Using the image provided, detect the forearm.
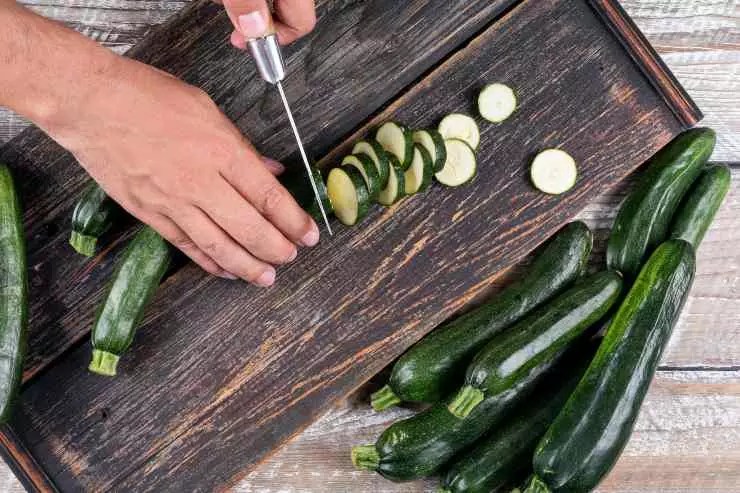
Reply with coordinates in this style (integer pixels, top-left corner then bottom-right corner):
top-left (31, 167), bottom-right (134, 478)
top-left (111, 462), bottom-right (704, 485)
top-left (0, 0), bottom-right (119, 132)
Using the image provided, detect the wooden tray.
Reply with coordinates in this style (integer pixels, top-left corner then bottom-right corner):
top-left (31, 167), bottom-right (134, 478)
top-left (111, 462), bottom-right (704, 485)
top-left (0, 0), bottom-right (700, 491)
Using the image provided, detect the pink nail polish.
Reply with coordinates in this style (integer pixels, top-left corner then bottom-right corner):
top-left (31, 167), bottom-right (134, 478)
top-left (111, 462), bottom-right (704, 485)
top-left (239, 11), bottom-right (268, 39)
top-left (254, 267), bottom-right (276, 287)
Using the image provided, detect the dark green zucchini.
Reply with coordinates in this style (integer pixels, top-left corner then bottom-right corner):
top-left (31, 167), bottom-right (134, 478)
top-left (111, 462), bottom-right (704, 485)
top-left (352, 342), bottom-right (598, 482)
top-left (70, 182), bottom-right (122, 257)
top-left (370, 221), bottom-right (593, 411)
top-left (448, 271), bottom-right (622, 418)
top-left (606, 128), bottom-right (714, 280)
top-left (279, 167), bottom-right (334, 222)
top-left (670, 164), bottom-right (731, 249)
top-left (0, 165), bottom-right (27, 422)
top-left (528, 240), bottom-right (696, 493)
top-left (438, 340), bottom-right (600, 493)
top-left (89, 226), bottom-right (172, 376)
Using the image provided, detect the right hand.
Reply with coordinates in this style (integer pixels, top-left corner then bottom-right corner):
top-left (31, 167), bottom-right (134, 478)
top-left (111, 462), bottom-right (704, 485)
top-left (48, 56), bottom-right (320, 287)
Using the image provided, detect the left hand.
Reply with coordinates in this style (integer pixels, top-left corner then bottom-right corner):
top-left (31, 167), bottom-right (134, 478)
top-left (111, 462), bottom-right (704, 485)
top-left (217, 0), bottom-right (317, 48)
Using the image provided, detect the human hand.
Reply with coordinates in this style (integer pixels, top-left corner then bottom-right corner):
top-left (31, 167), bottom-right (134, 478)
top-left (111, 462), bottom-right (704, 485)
top-left (219, 0), bottom-right (317, 48)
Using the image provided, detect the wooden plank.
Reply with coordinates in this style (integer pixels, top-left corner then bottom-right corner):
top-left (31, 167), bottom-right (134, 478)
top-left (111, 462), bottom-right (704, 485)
top-left (9, 0), bottom-right (694, 491)
top-left (3, 0), bottom-right (522, 383)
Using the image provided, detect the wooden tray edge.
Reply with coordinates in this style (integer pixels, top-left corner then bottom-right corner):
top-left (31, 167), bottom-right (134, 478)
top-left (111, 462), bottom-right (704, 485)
top-left (0, 426), bottom-right (57, 493)
top-left (589, 0), bottom-right (702, 127)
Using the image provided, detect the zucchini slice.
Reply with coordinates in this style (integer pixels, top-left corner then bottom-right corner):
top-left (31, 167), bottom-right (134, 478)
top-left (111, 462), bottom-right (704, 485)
top-left (413, 129), bottom-right (447, 173)
top-left (327, 166), bottom-right (370, 226)
top-left (478, 83), bottom-right (517, 123)
top-left (342, 154), bottom-right (381, 200)
top-left (435, 139), bottom-right (477, 187)
top-left (530, 149), bottom-right (577, 195)
top-left (439, 113), bottom-right (480, 150)
top-left (405, 144), bottom-right (434, 195)
top-left (306, 167), bottom-right (334, 220)
top-left (378, 156), bottom-right (406, 206)
top-left (376, 122), bottom-right (414, 170)
top-left (352, 139), bottom-right (391, 189)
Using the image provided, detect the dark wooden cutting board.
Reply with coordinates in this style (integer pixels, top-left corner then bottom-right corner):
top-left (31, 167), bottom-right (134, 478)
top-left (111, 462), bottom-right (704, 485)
top-left (0, 0), bottom-right (700, 491)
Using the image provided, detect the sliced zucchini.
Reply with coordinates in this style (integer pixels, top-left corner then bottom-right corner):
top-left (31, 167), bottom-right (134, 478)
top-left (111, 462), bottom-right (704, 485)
top-left (306, 167), bottom-right (334, 220)
top-left (413, 129), bottom-right (447, 173)
top-left (439, 114), bottom-right (480, 150)
top-left (435, 139), bottom-right (477, 187)
top-left (342, 154), bottom-right (380, 201)
top-left (352, 140), bottom-right (391, 189)
top-left (376, 122), bottom-right (414, 170)
top-left (405, 144), bottom-right (434, 195)
top-left (378, 156), bottom-right (406, 206)
top-left (530, 149), bottom-right (577, 195)
top-left (327, 166), bottom-right (370, 226)
top-left (479, 83), bottom-right (517, 123)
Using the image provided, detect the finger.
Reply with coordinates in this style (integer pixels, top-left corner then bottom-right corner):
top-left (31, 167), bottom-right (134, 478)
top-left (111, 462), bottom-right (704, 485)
top-left (273, 0), bottom-right (316, 44)
top-left (222, 0), bottom-right (272, 39)
top-left (177, 205), bottom-right (277, 287)
top-left (262, 157), bottom-right (285, 176)
top-left (201, 178), bottom-right (298, 265)
top-left (223, 153), bottom-right (319, 247)
top-left (142, 212), bottom-right (238, 280)
top-left (230, 30), bottom-right (247, 50)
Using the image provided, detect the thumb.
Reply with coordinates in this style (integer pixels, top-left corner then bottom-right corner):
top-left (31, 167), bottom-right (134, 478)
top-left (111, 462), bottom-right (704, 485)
top-left (223, 0), bottom-right (274, 40)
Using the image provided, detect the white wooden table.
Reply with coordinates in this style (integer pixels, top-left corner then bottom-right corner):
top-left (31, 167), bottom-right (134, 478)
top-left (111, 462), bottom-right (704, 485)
top-left (0, 1), bottom-right (738, 491)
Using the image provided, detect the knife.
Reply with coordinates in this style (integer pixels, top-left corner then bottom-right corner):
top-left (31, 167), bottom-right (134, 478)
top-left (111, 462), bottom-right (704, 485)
top-left (245, 11), bottom-right (333, 236)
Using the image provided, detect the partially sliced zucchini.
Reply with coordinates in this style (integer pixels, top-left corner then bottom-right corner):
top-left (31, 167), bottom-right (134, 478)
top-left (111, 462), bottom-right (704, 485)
top-left (478, 83), bottom-right (517, 123)
top-left (342, 154), bottom-right (380, 200)
top-left (306, 167), bottom-right (334, 220)
top-left (435, 139), bottom-right (477, 187)
top-left (376, 122), bottom-right (414, 170)
top-left (405, 144), bottom-right (434, 195)
top-left (327, 166), bottom-right (370, 226)
top-left (412, 129), bottom-right (447, 172)
top-left (530, 149), bottom-right (577, 195)
top-left (352, 140), bottom-right (391, 189)
top-left (378, 156), bottom-right (406, 206)
top-left (438, 114), bottom-right (480, 150)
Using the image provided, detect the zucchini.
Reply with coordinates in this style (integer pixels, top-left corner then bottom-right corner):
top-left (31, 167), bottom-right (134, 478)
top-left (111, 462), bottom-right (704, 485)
top-left (280, 167), bottom-right (334, 221)
top-left (607, 127), bottom-right (715, 280)
top-left (343, 154), bottom-right (381, 201)
top-left (89, 226), bottom-right (172, 376)
top-left (439, 113), bottom-right (480, 150)
top-left (326, 166), bottom-right (370, 226)
top-left (70, 182), bottom-right (122, 257)
top-left (478, 83), bottom-right (517, 123)
top-left (670, 164), bottom-right (731, 250)
top-left (353, 342), bottom-right (598, 482)
top-left (404, 144), bottom-right (434, 195)
top-left (0, 165), bottom-right (27, 422)
top-left (438, 340), bottom-right (598, 493)
top-left (370, 221), bottom-right (592, 411)
top-left (412, 129), bottom-right (447, 172)
top-left (376, 122), bottom-right (414, 170)
top-left (528, 240), bottom-right (696, 493)
top-left (448, 270), bottom-right (622, 418)
top-left (352, 140), bottom-right (391, 189)
top-left (435, 139), bottom-right (477, 187)
top-left (377, 156), bottom-right (406, 207)
top-left (530, 149), bottom-right (577, 195)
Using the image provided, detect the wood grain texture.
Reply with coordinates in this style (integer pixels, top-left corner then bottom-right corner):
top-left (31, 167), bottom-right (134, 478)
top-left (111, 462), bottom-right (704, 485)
top-left (3, 0), bottom-right (695, 490)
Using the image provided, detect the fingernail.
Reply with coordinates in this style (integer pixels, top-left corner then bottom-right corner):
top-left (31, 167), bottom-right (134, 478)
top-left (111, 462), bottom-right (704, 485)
top-left (222, 272), bottom-right (239, 280)
top-left (253, 267), bottom-right (276, 287)
top-left (239, 11), bottom-right (268, 39)
top-left (287, 248), bottom-right (298, 262)
top-left (300, 223), bottom-right (320, 247)
top-left (263, 158), bottom-right (285, 175)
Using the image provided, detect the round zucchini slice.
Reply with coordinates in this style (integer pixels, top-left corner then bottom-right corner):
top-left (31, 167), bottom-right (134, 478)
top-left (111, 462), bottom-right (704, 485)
top-left (378, 155), bottom-right (406, 206)
top-left (530, 149), bottom-right (577, 195)
top-left (435, 139), bottom-right (477, 187)
top-left (405, 144), bottom-right (434, 195)
top-left (376, 122), bottom-right (414, 170)
top-left (478, 83), bottom-right (517, 123)
top-left (412, 129), bottom-right (447, 172)
top-left (352, 139), bottom-right (391, 189)
top-left (327, 166), bottom-right (371, 226)
top-left (438, 113), bottom-right (480, 150)
top-left (342, 154), bottom-right (381, 200)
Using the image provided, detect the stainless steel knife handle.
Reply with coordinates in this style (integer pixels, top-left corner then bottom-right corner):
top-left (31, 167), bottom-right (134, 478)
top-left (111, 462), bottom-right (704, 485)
top-left (247, 34), bottom-right (285, 84)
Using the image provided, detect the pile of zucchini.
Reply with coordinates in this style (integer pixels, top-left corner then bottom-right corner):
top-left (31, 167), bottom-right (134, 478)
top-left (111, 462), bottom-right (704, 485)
top-left (353, 127), bottom-right (731, 493)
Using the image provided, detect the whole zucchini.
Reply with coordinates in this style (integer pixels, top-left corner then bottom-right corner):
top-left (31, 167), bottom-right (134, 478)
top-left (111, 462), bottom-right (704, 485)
top-left (438, 341), bottom-right (599, 493)
top-left (350, 338), bottom-right (599, 482)
top-left (606, 127), bottom-right (714, 280)
top-left (0, 165), bottom-right (27, 422)
top-left (527, 240), bottom-right (696, 493)
top-left (70, 182), bottom-right (122, 257)
top-left (448, 271), bottom-right (622, 418)
top-left (670, 164), bottom-right (731, 249)
top-left (371, 221), bottom-right (593, 410)
top-left (89, 226), bottom-right (172, 376)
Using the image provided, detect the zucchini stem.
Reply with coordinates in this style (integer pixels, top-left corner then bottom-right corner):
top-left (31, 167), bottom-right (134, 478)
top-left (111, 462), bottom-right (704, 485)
top-left (523, 475), bottom-right (551, 493)
top-left (370, 385), bottom-right (401, 411)
top-left (447, 385), bottom-right (485, 418)
top-left (70, 231), bottom-right (98, 257)
top-left (89, 349), bottom-right (120, 377)
top-left (351, 445), bottom-right (380, 471)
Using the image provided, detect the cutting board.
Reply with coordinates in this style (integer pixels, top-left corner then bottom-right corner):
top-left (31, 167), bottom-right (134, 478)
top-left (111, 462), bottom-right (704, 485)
top-left (0, 0), bottom-right (700, 491)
